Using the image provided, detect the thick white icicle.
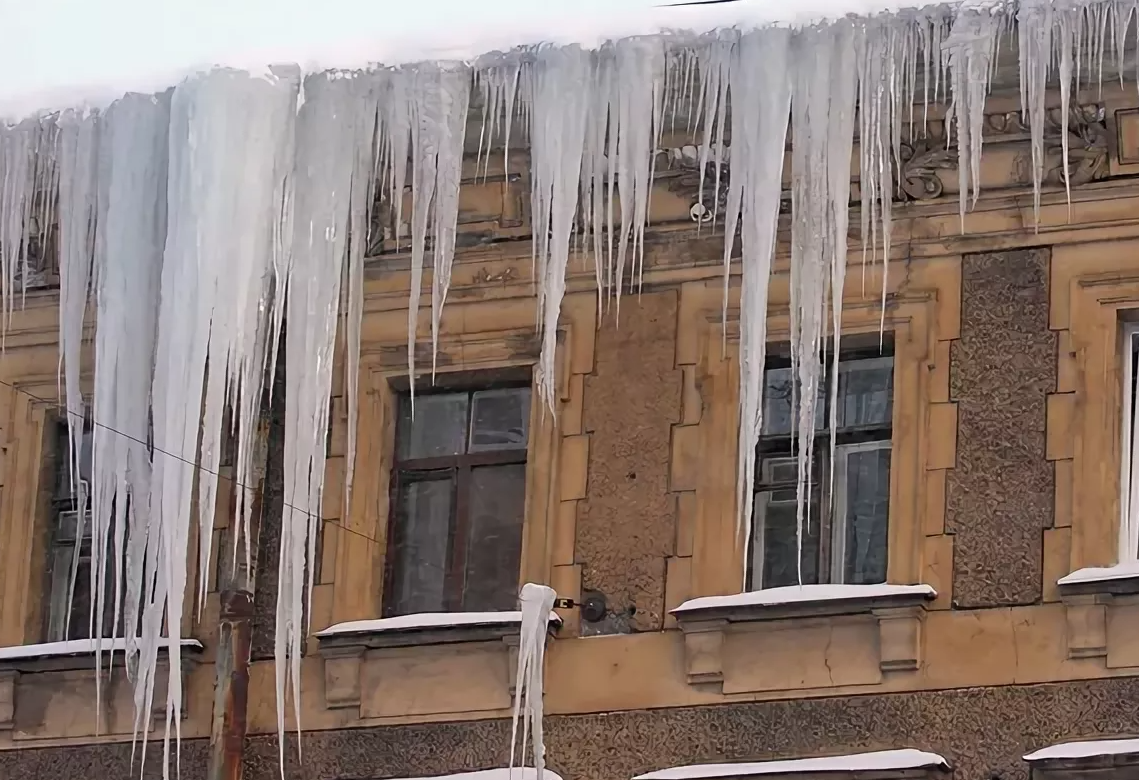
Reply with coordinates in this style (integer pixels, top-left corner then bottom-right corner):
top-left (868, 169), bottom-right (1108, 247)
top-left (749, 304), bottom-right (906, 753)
top-left (529, 46), bottom-right (593, 411)
top-left (149, 69), bottom-right (298, 777)
top-left (945, 2), bottom-right (1001, 229)
top-left (509, 583), bottom-right (557, 780)
top-left (788, 22), bottom-right (860, 582)
top-left (277, 69), bottom-right (378, 764)
top-left (716, 28), bottom-right (793, 566)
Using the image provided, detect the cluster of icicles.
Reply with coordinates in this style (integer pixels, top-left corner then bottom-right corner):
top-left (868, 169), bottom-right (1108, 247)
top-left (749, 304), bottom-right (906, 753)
top-left (0, 0), bottom-right (1132, 774)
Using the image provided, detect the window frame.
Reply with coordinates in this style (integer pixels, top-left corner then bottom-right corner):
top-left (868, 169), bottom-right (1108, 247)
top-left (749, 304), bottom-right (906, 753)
top-left (1119, 321), bottom-right (1139, 561)
top-left (748, 342), bottom-right (895, 591)
top-left (382, 382), bottom-right (532, 617)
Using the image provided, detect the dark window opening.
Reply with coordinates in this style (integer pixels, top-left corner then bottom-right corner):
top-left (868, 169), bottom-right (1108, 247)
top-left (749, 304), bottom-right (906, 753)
top-left (748, 341), bottom-right (894, 591)
top-left (384, 383), bottom-right (531, 617)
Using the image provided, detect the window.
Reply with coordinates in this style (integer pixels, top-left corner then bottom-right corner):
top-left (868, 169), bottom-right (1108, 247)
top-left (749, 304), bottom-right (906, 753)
top-left (1119, 322), bottom-right (1139, 560)
top-left (45, 420), bottom-right (122, 641)
top-left (384, 384), bottom-right (531, 616)
top-left (749, 343), bottom-right (894, 590)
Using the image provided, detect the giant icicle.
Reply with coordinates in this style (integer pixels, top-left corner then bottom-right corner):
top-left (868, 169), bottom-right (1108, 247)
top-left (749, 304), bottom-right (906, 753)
top-left (5, 3), bottom-right (1139, 779)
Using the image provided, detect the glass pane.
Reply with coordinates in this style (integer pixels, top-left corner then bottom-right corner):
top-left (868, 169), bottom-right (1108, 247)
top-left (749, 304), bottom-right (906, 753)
top-left (57, 549), bottom-right (121, 641)
top-left (754, 489), bottom-right (821, 589)
top-left (55, 509), bottom-right (92, 544)
top-left (761, 366), bottom-right (826, 436)
top-left (56, 427), bottom-right (94, 500)
top-left (841, 446), bottom-right (891, 585)
top-left (469, 388), bottom-right (531, 452)
top-left (389, 477), bottom-right (453, 615)
top-left (462, 464), bottom-right (527, 611)
top-left (398, 394), bottom-right (469, 459)
top-left (837, 358), bottom-right (893, 428)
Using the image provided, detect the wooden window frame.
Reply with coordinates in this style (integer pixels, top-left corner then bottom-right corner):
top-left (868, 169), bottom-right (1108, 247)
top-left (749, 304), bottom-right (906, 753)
top-left (749, 342), bottom-right (895, 590)
top-left (382, 380), bottom-right (532, 617)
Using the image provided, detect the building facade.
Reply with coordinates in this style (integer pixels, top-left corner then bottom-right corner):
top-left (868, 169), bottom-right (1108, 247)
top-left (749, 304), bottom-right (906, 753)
top-left (0, 71), bottom-right (1138, 780)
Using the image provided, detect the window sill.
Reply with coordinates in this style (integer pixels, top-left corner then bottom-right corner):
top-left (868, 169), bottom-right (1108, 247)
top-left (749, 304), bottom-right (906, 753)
top-left (1024, 738), bottom-right (1139, 780)
top-left (633, 748), bottom-right (951, 780)
top-left (670, 584), bottom-right (936, 691)
top-left (0, 638), bottom-right (204, 734)
top-left (1056, 562), bottom-right (1139, 663)
top-left (314, 611), bottom-right (561, 716)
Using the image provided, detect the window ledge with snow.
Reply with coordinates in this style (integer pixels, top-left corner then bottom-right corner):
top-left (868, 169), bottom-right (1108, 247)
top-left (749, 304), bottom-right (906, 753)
top-left (1024, 737), bottom-right (1139, 779)
top-left (387, 769), bottom-right (563, 780)
top-left (313, 611), bottom-right (561, 716)
top-left (632, 748), bottom-right (951, 780)
top-left (669, 585), bottom-right (936, 691)
top-left (0, 638), bottom-right (204, 733)
top-left (1055, 562), bottom-right (1139, 663)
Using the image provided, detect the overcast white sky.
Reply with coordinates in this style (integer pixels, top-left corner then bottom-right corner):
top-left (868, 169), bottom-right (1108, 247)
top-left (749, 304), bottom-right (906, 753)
top-left (0, 0), bottom-right (941, 117)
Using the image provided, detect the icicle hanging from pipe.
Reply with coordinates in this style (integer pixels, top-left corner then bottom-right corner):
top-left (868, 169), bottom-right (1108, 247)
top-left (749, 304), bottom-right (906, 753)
top-left (509, 583), bottom-right (557, 780)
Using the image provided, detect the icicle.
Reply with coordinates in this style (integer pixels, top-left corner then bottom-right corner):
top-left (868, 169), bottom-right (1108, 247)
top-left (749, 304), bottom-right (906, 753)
top-left (715, 27), bottom-right (793, 569)
top-left (277, 69), bottom-right (380, 768)
top-left (530, 45), bottom-right (593, 411)
top-left (509, 583), bottom-right (557, 780)
top-left (787, 22), bottom-right (860, 582)
top-left (945, 2), bottom-right (1001, 230)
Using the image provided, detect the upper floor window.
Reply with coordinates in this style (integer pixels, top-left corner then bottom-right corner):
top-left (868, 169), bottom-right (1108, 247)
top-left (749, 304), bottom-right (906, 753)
top-left (749, 342), bottom-right (894, 590)
top-left (384, 383), bottom-right (531, 617)
top-left (45, 420), bottom-right (122, 642)
top-left (1119, 322), bottom-right (1139, 560)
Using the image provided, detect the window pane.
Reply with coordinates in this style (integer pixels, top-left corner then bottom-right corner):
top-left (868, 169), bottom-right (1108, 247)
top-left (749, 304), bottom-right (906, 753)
top-left (55, 509), bottom-right (91, 544)
top-left (840, 446), bottom-right (891, 585)
top-left (389, 476), bottom-right (453, 615)
top-left (56, 427), bottom-right (94, 500)
top-left (53, 548), bottom-right (122, 641)
top-left (398, 394), bottom-right (469, 459)
top-left (837, 357), bottom-right (893, 428)
top-left (754, 489), bottom-right (821, 589)
top-left (761, 367), bottom-right (825, 436)
top-left (462, 464), bottom-right (526, 611)
top-left (469, 388), bottom-right (530, 452)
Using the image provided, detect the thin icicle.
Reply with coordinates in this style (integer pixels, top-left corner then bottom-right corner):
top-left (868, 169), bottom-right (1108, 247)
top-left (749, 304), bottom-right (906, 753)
top-left (530, 45), bottom-right (593, 411)
top-left (509, 583), bottom-right (557, 780)
top-left (722, 27), bottom-right (793, 569)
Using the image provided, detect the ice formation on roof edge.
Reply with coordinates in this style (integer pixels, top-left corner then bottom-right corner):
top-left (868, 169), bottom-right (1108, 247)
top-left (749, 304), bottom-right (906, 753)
top-left (0, 0), bottom-right (1127, 776)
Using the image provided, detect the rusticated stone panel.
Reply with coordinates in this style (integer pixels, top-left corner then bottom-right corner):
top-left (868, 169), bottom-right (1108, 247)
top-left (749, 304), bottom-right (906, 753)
top-left (8, 678), bottom-right (1139, 780)
top-left (576, 291), bottom-right (682, 633)
top-left (946, 248), bottom-right (1056, 607)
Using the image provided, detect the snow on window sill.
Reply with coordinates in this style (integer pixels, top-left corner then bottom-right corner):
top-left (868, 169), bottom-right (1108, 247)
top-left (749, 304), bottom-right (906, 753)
top-left (632, 748), bottom-right (950, 780)
top-left (0, 637), bottom-right (204, 673)
top-left (1024, 737), bottom-right (1139, 777)
top-left (670, 585), bottom-right (936, 689)
top-left (1025, 738), bottom-right (1139, 762)
top-left (672, 583), bottom-right (937, 621)
top-left (315, 610), bottom-right (562, 651)
top-left (1057, 561), bottom-right (1139, 595)
top-left (390, 769), bottom-right (563, 780)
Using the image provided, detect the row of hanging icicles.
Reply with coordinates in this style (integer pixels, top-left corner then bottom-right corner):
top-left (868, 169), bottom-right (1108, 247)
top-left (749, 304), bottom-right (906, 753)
top-left (0, 0), bottom-right (1132, 776)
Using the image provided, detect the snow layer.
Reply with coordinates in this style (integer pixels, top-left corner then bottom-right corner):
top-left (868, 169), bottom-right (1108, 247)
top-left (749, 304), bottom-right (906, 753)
top-left (0, 638), bottom-right (202, 662)
top-left (672, 584), bottom-right (937, 614)
top-left (1058, 561), bottom-right (1139, 585)
top-left (392, 769), bottom-right (563, 780)
top-left (0, 0), bottom-right (1129, 775)
top-left (1025, 738), bottom-right (1139, 761)
top-left (316, 610), bottom-right (562, 637)
top-left (632, 749), bottom-right (950, 780)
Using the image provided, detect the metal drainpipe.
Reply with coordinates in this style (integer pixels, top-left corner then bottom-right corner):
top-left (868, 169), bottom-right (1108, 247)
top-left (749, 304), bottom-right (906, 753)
top-left (207, 405), bottom-right (273, 780)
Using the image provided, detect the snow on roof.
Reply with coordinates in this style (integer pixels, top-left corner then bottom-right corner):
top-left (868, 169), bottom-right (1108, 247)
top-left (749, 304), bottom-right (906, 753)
top-left (632, 749), bottom-right (950, 780)
top-left (1024, 739), bottom-right (1139, 762)
top-left (672, 583), bottom-right (937, 614)
top-left (0, 637), bottom-right (203, 662)
top-left (315, 610), bottom-right (562, 638)
top-left (0, 0), bottom-right (960, 119)
top-left (1057, 561), bottom-right (1139, 586)
top-left (392, 769), bottom-right (563, 780)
